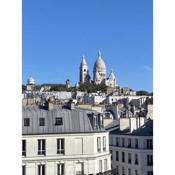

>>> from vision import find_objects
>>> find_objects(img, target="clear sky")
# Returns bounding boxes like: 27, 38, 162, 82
23, 0, 153, 92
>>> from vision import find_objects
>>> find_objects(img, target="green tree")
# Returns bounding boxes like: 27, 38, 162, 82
136, 90, 149, 96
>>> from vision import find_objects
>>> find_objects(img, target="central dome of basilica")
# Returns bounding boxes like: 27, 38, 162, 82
93, 50, 106, 72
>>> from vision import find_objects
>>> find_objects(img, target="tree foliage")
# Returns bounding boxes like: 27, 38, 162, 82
22, 84, 76, 92
136, 90, 149, 96
78, 82, 107, 93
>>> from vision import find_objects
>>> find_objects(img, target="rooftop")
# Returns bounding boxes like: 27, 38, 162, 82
109, 119, 153, 136
22, 105, 106, 135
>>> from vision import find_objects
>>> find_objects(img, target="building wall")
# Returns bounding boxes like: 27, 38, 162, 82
106, 96, 148, 105
22, 132, 111, 175
109, 134, 153, 175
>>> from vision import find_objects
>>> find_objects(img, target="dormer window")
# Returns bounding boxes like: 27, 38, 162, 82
55, 117, 63, 126
24, 118, 30, 126
39, 118, 45, 126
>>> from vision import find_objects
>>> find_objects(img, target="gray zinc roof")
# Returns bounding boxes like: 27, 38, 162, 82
22, 105, 105, 135
109, 119, 153, 136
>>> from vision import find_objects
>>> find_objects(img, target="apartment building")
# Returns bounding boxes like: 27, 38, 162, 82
109, 118, 153, 175
22, 105, 111, 175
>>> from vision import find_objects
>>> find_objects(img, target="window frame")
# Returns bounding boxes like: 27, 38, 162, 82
135, 139, 139, 149
22, 140, 26, 157
57, 163, 64, 175
116, 151, 119, 161
128, 153, 132, 164
39, 118, 45, 126
24, 118, 30, 127
99, 160, 102, 173
97, 137, 101, 152
103, 136, 106, 151
147, 155, 153, 166
116, 137, 119, 146
122, 152, 125, 163
38, 139, 46, 155
128, 138, 131, 148
122, 138, 125, 147
147, 139, 153, 149
135, 154, 138, 165
55, 117, 63, 126
57, 138, 65, 154
22, 165, 26, 175
110, 150, 113, 160
38, 164, 45, 175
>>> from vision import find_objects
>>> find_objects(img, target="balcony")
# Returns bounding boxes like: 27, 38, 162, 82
38, 150, 46, 155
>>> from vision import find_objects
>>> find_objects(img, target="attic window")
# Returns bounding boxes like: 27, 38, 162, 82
39, 118, 45, 126
55, 118, 63, 126
24, 118, 30, 126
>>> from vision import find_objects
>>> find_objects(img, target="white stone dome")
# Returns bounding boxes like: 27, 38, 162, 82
27, 76, 35, 85
93, 51, 106, 72
108, 70, 116, 80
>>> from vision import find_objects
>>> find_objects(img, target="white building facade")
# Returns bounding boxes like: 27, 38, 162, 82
109, 119, 153, 175
22, 105, 111, 175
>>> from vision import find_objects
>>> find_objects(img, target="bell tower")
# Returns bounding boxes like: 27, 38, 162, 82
79, 55, 89, 83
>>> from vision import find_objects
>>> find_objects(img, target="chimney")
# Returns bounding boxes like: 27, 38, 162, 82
68, 99, 75, 110
129, 117, 146, 132
48, 102, 54, 110
119, 118, 130, 131
70, 102, 75, 110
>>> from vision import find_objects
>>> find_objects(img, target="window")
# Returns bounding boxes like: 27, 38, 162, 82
128, 138, 131, 148
128, 153, 131, 164
135, 170, 138, 175
135, 139, 138, 148
147, 155, 153, 166
147, 171, 153, 175
38, 165, 45, 175
104, 159, 108, 172
110, 137, 113, 146
24, 118, 30, 126
122, 167, 125, 175
57, 163, 64, 175
22, 165, 26, 175
116, 166, 119, 175
116, 137, 119, 146
99, 160, 102, 172
55, 118, 63, 126
110, 150, 113, 160
122, 138, 125, 147
39, 118, 45, 126
122, 152, 125, 162
76, 163, 84, 175
22, 140, 26, 156
99, 115, 103, 127
57, 139, 65, 154
128, 168, 131, 175
116, 151, 119, 161
97, 137, 101, 152
38, 139, 46, 155
93, 116, 97, 128
147, 139, 153, 149
103, 136, 106, 151
135, 154, 138, 165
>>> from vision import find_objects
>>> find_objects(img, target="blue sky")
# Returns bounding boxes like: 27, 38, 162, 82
23, 0, 153, 92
